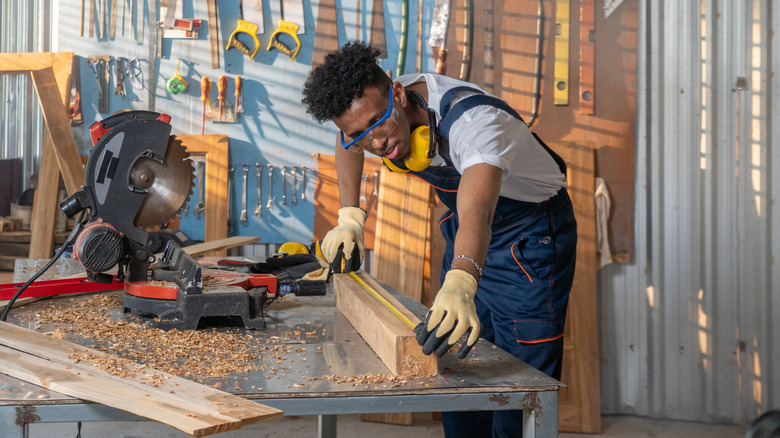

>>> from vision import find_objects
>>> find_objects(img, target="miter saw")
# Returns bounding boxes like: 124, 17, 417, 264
59, 111, 276, 330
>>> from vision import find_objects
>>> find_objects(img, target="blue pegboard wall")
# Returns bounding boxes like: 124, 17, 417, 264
56, 0, 433, 244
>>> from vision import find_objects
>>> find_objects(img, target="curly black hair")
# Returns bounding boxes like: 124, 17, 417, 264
302, 41, 392, 123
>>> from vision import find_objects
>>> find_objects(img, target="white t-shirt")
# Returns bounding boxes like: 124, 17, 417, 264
397, 73, 566, 203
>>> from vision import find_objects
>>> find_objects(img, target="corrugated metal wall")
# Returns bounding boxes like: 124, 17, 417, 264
599, 0, 779, 424
0, 0, 52, 192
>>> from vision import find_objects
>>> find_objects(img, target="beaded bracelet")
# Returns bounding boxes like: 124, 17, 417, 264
452, 255, 483, 281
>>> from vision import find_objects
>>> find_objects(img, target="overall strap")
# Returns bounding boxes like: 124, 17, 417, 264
437, 87, 567, 176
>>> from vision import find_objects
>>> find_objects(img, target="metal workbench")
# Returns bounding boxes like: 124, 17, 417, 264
0, 282, 560, 437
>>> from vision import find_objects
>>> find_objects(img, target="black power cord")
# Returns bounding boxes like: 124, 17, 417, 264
0, 211, 86, 322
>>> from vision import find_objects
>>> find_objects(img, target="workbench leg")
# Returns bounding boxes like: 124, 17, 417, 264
317, 414, 337, 438
0, 406, 27, 438
527, 391, 560, 438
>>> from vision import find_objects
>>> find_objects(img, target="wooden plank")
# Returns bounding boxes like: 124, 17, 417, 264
0, 321, 282, 436
557, 143, 601, 433
177, 135, 229, 257
334, 272, 437, 378
0, 53, 57, 73
374, 168, 431, 302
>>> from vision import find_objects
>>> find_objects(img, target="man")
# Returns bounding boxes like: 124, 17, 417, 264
302, 41, 577, 437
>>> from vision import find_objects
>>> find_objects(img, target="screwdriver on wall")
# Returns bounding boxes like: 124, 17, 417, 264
200, 76, 212, 134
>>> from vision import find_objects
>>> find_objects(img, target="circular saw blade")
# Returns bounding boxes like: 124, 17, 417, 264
131, 136, 195, 228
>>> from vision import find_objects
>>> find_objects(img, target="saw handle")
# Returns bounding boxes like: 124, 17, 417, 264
267, 20, 301, 61
226, 20, 261, 60
434, 47, 448, 75
89, 111, 171, 146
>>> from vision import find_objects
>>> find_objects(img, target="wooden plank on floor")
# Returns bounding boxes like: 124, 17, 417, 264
334, 272, 437, 378
0, 321, 283, 436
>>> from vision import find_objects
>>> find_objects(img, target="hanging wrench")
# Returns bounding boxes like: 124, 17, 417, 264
240, 163, 249, 226
193, 161, 206, 219
227, 164, 234, 233
292, 167, 298, 205
281, 166, 288, 206
360, 173, 368, 204
373, 170, 379, 199
266, 164, 274, 212
255, 163, 263, 218
301, 166, 307, 202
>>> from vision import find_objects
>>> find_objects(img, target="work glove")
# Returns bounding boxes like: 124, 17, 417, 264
414, 269, 481, 359
320, 206, 367, 273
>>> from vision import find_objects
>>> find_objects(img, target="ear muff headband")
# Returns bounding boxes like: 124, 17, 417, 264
383, 91, 438, 173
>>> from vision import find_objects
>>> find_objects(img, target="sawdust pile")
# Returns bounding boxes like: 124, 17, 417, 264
36, 295, 264, 380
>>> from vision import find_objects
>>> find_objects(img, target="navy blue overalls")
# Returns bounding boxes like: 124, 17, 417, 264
408, 87, 578, 438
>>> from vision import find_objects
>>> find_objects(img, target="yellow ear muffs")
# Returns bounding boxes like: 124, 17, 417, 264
405, 125, 435, 171
381, 126, 433, 173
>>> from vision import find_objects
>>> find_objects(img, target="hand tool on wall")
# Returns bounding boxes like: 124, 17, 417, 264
90, 0, 96, 37
80, 0, 86, 36
100, 0, 107, 38
528, 0, 545, 127
429, 0, 452, 75
281, 166, 287, 206
207, 0, 220, 68
134, 0, 143, 43
200, 76, 212, 133
68, 56, 83, 126
89, 55, 110, 114
166, 58, 189, 94
369, 0, 386, 57
311, 0, 337, 68
579, 0, 595, 114
460, 0, 474, 81
300, 166, 306, 202
266, 164, 274, 212
216, 75, 237, 122
113, 57, 126, 99
110, 0, 118, 38
267, 0, 303, 61
226, 0, 262, 60
291, 167, 298, 205
227, 164, 234, 233
122, 0, 127, 36
372, 170, 379, 199
255, 163, 263, 218
396, 0, 409, 77
128, 57, 144, 90
482, 0, 494, 93
554, 0, 570, 105
235, 75, 244, 114
360, 173, 367, 204
240, 164, 249, 226
193, 161, 206, 219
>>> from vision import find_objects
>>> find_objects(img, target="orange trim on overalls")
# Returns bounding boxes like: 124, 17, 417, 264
439, 211, 454, 226
517, 333, 565, 344
510, 241, 534, 283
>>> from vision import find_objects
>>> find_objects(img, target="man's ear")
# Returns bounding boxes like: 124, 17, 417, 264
392, 81, 408, 108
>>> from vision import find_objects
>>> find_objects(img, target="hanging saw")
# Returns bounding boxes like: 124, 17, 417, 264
226, 0, 262, 60
267, 0, 303, 61
429, 0, 451, 75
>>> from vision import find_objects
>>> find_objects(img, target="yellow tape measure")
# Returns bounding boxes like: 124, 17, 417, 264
347, 272, 417, 330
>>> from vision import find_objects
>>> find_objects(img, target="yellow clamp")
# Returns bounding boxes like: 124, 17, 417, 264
226, 20, 261, 60
266, 20, 301, 61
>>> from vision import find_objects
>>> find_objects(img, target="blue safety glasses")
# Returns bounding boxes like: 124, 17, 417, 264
339, 85, 398, 152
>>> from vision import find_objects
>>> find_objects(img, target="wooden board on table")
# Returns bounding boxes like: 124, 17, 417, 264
557, 143, 601, 433
334, 272, 437, 378
373, 168, 432, 302
0, 321, 283, 436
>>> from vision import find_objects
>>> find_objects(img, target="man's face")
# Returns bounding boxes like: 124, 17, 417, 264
333, 84, 411, 160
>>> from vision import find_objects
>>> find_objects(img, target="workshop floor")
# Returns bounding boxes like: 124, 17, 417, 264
27, 413, 747, 437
